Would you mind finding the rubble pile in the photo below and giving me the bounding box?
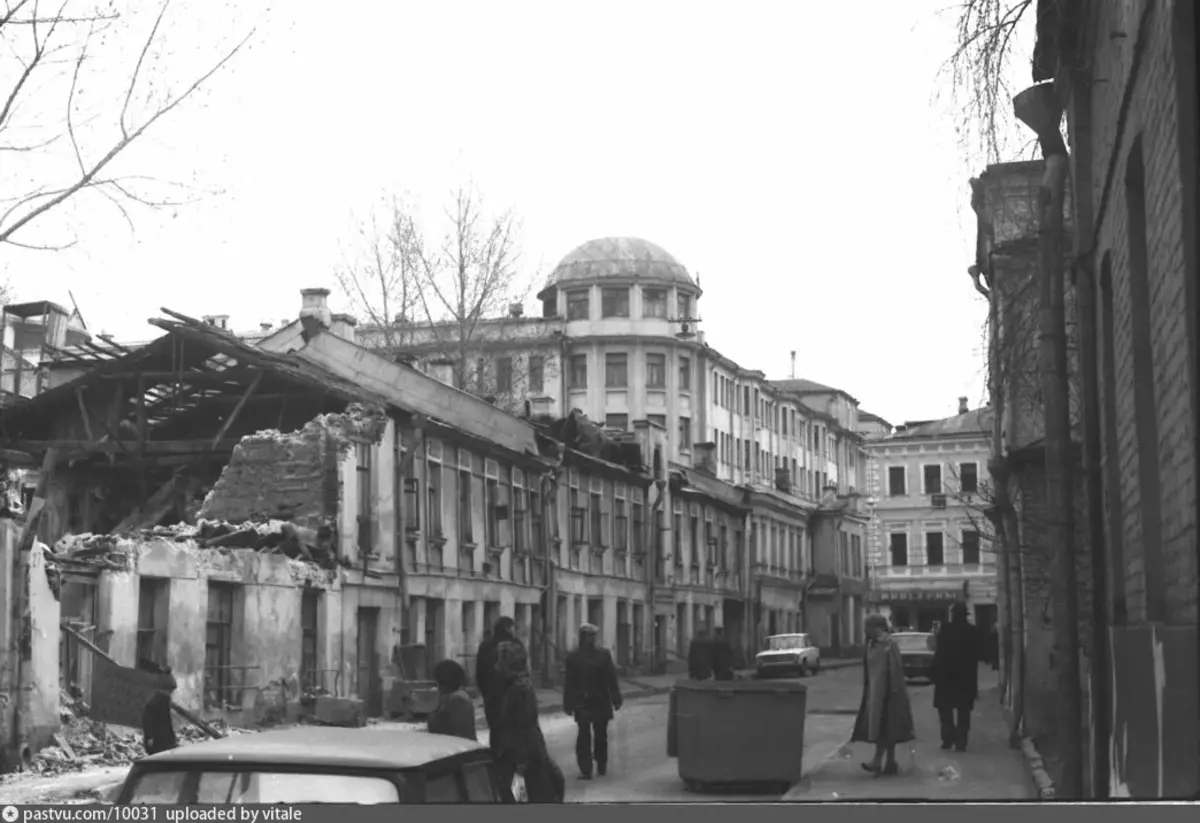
[26,692,253,777]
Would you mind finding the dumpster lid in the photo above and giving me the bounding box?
[673,678,807,694]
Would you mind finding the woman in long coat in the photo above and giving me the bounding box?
[851,614,915,776]
[495,641,565,803]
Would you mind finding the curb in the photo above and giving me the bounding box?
[1019,737,1056,800]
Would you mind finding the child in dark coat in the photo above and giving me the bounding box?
[427,659,478,741]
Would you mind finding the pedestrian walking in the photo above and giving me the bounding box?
[141,667,178,756]
[427,659,477,741]
[711,627,735,681]
[476,616,520,753]
[495,640,565,803]
[687,627,713,680]
[850,614,915,777]
[562,623,623,780]
[932,602,980,752]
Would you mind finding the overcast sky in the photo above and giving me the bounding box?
[4,0,1035,426]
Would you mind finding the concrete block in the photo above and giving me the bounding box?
[313,696,365,727]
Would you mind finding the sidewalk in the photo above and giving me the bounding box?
[784,673,1035,801]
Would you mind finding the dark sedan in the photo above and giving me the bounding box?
[115,726,511,804]
[892,631,937,682]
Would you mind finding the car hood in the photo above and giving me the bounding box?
[899,650,935,658]
[756,650,802,659]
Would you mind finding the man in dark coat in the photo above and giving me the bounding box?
[931,602,980,751]
[710,627,735,681]
[562,623,622,779]
[141,668,178,756]
[476,616,519,753]
[687,628,713,680]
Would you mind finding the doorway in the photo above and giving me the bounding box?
[654,614,668,674]
[356,607,382,717]
[616,600,631,668]
[632,603,644,666]
[587,597,604,638]
[974,603,997,631]
[424,597,445,665]
[675,603,687,654]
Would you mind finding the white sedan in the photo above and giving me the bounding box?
[754,633,821,678]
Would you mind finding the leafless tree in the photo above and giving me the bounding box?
[333,196,423,358]
[413,185,531,387]
[0,0,255,250]
[939,0,1039,165]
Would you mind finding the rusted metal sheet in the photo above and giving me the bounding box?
[1109,624,1198,798]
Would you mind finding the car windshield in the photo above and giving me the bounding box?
[893,634,936,652]
[125,769,403,804]
[768,635,805,650]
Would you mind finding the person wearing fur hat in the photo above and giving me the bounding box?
[142,667,178,756]
[495,640,564,802]
[562,623,622,779]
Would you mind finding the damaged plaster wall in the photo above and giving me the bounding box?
[80,535,341,715]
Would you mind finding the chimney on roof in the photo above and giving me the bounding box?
[508,303,524,318]
[260,322,272,332]
[202,314,230,331]
[330,312,358,341]
[958,396,969,415]
[692,442,717,476]
[299,288,332,329]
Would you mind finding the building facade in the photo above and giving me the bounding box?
[863,403,998,634]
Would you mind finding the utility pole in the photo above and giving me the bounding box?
[1015,81,1083,799]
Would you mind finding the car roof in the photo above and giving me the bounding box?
[139,727,488,770]
[767,633,807,639]
[893,631,933,636]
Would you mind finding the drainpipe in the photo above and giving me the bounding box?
[539,445,564,685]
[645,478,666,672]
[1015,80,1083,799]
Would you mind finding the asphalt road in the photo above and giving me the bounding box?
[541,664,914,803]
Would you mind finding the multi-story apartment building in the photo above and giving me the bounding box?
[352,236,873,654]
[863,399,997,634]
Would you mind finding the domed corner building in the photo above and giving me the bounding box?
[537,237,705,463]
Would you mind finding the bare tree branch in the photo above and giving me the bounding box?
[0,0,256,248]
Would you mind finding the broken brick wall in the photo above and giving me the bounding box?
[199,405,390,532]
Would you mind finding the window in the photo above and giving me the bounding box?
[605,353,628,387]
[356,443,372,555]
[678,416,691,449]
[677,292,692,320]
[632,500,644,554]
[642,288,667,318]
[205,582,238,708]
[512,485,526,553]
[604,413,628,430]
[889,532,908,567]
[925,531,944,566]
[495,357,513,393]
[923,464,942,495]
[125,769,403,804]
[689,515,699,565]
[645,353,666,387]
[458,469,474,544]
[566,289,590,320]
[569,354,587,388]
[888,466,906,496]
[590,492,603,547]
[571,488,586,545]
[474,358,486,392]
[424,771,464,803]
[679,357,691,391]
[601,287,630,318]
[673,510,683,567]
[427,462,443,537]
[137,578,169,668]
[528,355,545,394]
[403,477,420,531]
[961,529,981,565]
[719,524,728,569]
[614,499,633,551]
[485,477,499,548]
[959,462,978,494]
[301,591,319,690]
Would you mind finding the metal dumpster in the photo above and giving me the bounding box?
[669,678,807,793]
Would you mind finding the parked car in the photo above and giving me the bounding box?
[892,631,937,681]
[115,727,511,804]
[754,633,821,678]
